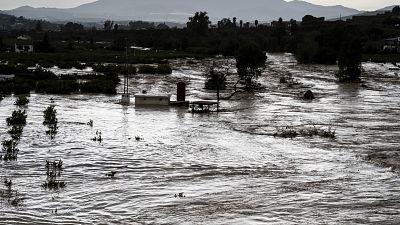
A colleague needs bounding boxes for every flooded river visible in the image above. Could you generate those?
[1,53,400,224]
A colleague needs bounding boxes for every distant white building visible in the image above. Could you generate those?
[0,74,15,81]
[15,43,34,53]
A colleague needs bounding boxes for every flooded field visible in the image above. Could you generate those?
[1,53,400,224]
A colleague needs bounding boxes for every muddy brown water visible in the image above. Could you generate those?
[1,53,399,224]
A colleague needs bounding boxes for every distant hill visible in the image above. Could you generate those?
[0,12,59,31]
[335,5,399,21]
[3,0,361,23]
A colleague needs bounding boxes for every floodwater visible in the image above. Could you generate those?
[1,53,400,224]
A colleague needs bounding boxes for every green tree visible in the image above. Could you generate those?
[187,12,210,35]
[235,42,266,88]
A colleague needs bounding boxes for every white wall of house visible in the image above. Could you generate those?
[134,95,170,105]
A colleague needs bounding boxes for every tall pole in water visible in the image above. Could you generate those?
[121,37,130,105]
[125,38,128,94]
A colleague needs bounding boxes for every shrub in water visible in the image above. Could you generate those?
[6,110,27,126]
[1,140,19,161]
[8,126,24,140]
[15,96,29,106]
[157,64,172,74]
[138,65,157,74]
[36,79,79,94]
[43,105,57,125]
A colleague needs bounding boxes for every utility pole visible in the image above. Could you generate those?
[121,37,130,105]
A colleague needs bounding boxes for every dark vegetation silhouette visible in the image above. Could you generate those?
[0,7,399,95]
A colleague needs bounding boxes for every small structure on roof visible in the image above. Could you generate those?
[135,93,171,106]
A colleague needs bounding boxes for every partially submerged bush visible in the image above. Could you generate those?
[93,64,136,74]
[43,106,57,125]
[205,71,226,90]
[80,74,120,94]
[335,38,362,82]
[15,96,29,106]
[43,160,65,190]
[138,65,157,74]
[8,126,24,140]
[1,178,25,207]
[6,110,27,126]
[36,79,79,94]
[273,127,298,138]
[1,140,19,161]
[43,105,58,139]
[157,64,172,74]
[80,79,118,94]
[274,125,336,139]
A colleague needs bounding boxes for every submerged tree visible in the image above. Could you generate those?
[204,62,231,112]
[336,38,362,82]
[235,42,266,88]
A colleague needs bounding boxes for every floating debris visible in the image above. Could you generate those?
[135,136,143,141]
[87,119,93,127]
[92,131,103,143]
[106,171,117,178]
[174,192,185,198]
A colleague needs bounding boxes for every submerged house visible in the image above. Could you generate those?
[383,37,400,53]
[134,94,171,106]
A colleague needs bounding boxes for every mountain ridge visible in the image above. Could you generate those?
[4,0,362,23]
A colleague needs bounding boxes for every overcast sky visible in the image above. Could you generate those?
[0,0,398,11]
